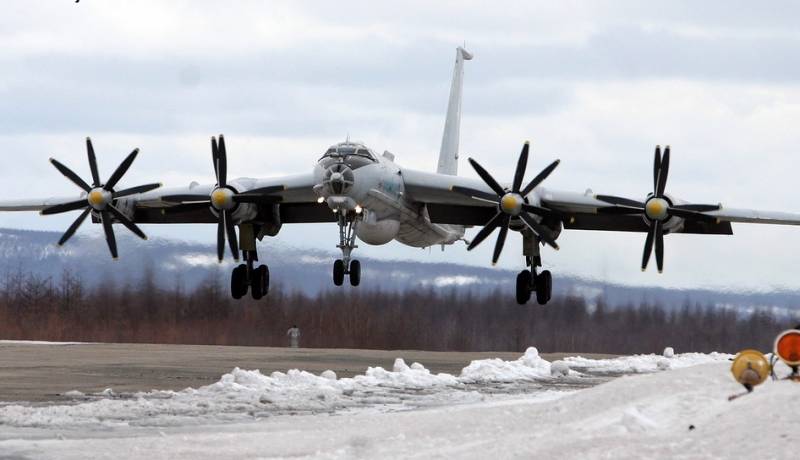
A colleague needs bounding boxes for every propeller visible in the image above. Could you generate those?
[41,138,162,259]
[596,145,721,273]
[452,141,561,265]
[161,135,285,262]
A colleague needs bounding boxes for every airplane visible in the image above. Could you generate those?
[3,46,800,305]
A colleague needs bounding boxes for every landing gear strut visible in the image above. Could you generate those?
[230,225,270,300]
[333,211,361,287]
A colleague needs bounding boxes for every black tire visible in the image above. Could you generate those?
[536,270,553,305]
[251,265,269,300]
[516,270,532,305]
[333,259,345,286]
[231,265,248,300]
[262,265,270,297]
[349,260,361,287]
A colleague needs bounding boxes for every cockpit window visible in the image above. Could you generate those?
[319,143,377,170]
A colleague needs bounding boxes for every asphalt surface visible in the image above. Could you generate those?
[0,342,616,402]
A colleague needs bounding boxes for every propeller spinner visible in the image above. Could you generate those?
[41,138,162,259]
[162,135,285,262]
[596,146,721,272]
[452,141,561,265]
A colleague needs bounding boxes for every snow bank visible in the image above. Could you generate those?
[562,351,732,374]
[459,347,555,382]
[0,348,732,430]
[3,361,797,459]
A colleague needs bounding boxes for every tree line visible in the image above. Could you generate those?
[0,269,796,354]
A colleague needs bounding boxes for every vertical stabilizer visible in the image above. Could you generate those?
[437,46,472,176]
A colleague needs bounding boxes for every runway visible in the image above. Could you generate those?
[0,341,616,402]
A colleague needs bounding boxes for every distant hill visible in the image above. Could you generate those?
[1,227,799,313]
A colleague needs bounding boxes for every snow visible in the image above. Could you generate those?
[1,359,797,459]
[0,340,89,346]
[459,346,559,382]
[563,351,733,374]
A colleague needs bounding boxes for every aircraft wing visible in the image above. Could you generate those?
[0,173,334,225]
[402,169,800,234]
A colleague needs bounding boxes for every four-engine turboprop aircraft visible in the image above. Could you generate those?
[3,47,800,305]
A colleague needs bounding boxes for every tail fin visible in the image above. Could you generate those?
[437,46,472,176]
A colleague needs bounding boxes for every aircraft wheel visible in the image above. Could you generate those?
[536,270,553,305]
[516,270,532,305]
[333,259,345,286]
[251,265,269,300]
[349,260,361,287]
[231,264,248,300]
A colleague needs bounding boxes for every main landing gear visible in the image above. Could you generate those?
[231,249,270,300]
[230,225,270,300]
[515,231,553,305]
[333,211,361,287]
[516,265,552,306]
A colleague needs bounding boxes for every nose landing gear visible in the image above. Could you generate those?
[333,211,361,287]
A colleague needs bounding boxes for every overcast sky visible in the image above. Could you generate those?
[2,1,800,291]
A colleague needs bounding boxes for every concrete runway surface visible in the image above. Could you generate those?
[0,342,616,402]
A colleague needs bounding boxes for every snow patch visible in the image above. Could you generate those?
[459,347,553,382]
[562,351,732,374]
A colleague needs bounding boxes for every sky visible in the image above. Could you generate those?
[2,1,800,291]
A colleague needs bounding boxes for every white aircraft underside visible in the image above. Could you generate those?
[3,47,800,305]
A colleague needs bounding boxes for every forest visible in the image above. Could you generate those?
[0,268,796,354]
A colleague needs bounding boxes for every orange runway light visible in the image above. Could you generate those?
[775,329,800,366]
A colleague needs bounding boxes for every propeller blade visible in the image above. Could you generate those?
[655,220,664,273]
[672,203,720,213]
[50,158,91,192]
[114,183,162,199]
[512,142,529,192]
[595,195,645,208]
[642,224,656,271]
[223,210,240,261]
[451,186,500,204]
[107,204,147,240]
[668,207,719,222]
[58,208,92,246]
[41,200,88,216]
[519,212,559,249]
[520,159,561,196]
[105,148,139,191]
[491,215,511,265]
[86,137,101,187]
[596,205,645,215]
[217,134,228,188]
[100,210,118,259]
[653,145,662,194]
[467,158,505,196]
[656,146,670,198]
[211,136,220,182]
[161,194,211,204]
[467,212,505,251]
[520,203,560,220]
[216,215,225,262]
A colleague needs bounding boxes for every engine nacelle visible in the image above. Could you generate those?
[356,218,400,245]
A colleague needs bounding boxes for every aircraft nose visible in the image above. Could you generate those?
[324,165,354,196]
